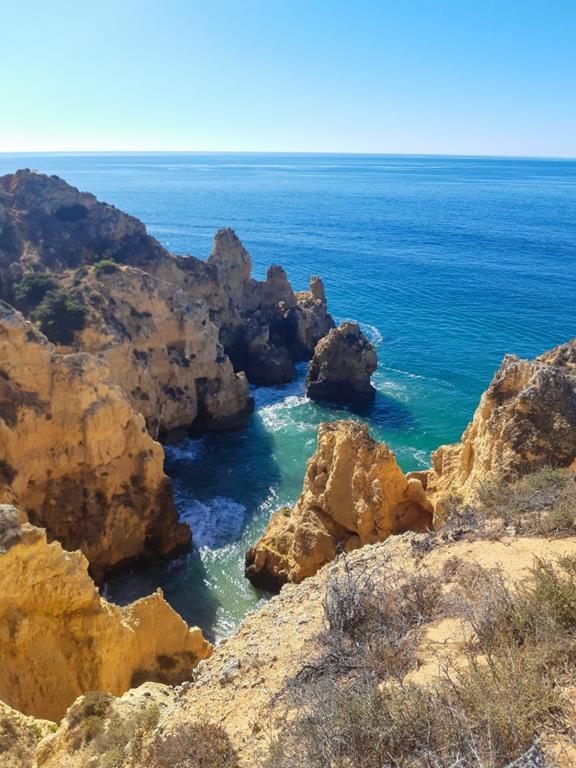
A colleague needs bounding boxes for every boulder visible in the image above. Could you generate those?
[306,321,377,404]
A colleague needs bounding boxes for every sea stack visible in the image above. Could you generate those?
[245,421,433,591]
[306,321,377,405]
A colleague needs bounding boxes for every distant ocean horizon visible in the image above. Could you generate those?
[2,152,575,639]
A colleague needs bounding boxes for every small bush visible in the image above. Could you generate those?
[288,558,443,690]
[477,467,576,536]
[13,271,56,310]
[93,259,119,276]
[149,722,239,768]
[32,289,85,344]
[443,468,576,539]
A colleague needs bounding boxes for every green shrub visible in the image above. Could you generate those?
[13,272,56,309]
[32,289,85,344]
[93,259,120,276]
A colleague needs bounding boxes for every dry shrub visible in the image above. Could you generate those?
[288,557,443,690]
[268,555,576,768]
[477,468,576,537]
[149,721,238,768]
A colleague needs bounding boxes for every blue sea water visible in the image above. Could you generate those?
[1,153,575,639]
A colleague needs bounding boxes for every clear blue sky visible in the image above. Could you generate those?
[2,0,575,156]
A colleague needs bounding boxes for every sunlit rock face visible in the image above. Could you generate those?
[428,338,576,510]
[245,420,432,591]
[0,171,333,427]
[0,505,212,722]
[0,304,190,576]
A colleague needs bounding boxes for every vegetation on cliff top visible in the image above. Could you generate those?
[268,543,576,767]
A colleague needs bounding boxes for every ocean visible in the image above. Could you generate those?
[1,153,575,639]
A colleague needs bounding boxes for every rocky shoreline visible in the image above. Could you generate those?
[1,170,576,767]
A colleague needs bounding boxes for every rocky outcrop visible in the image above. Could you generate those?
[245,421,433,590]
[26,531,576,768]
[0,506,212,722]
[428,339,576,509]
[67,264,253,440]
[0,170,333,396]
[0,699,54,768]
[306,321,377,404]
[0,304,189,576]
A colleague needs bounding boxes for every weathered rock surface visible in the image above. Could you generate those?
[428,339,576,509]
[245,420,433,590]
[26,532,576,768]
[67,264,253,439]
[0,171,334,398]
[306,321,377,404]
[0,304,189,575]
[0,506,212,722]
[0,699,54,768]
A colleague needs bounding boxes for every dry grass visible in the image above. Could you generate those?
[267,553,576,768]
[443,468,576,539]
[148,722,239,768]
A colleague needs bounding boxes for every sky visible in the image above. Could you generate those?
[1,0,575,156]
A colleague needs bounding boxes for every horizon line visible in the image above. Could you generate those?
[0,150,575,162]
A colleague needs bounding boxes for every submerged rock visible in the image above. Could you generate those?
[245,420,432,590]
[428,338,576,509]
[306,321,377,404]
[0,303,189,576]
[0,505,212,722]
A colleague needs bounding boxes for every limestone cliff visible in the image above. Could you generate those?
[0,171,334,399]
[245,420,432,590]
[306,321,377,404]
[0,506,212,722]
[0,304,189,576]
[24,531,576,768]
[428,339,576,509]
[66,264,253,440]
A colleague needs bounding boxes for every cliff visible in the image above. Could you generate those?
[0,505,211,722]
[24,530,576,768]
[306,320,377,404]
[245,421,432,590]
[0,304,189,576]
[0,170,334,408]
[65,264,253,440]
[428,339,576,509]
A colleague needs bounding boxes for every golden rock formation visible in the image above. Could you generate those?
[245,420,432,590]
[0,304,189,575]
[70,264,252,439]
[0,506,212,722]
[428,339,576,509]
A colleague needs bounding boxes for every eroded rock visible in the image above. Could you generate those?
[0,506,211,722]
[245,421,432,590]
[427,339,576,509]
[0,304,189,576]
[306,321,377,404]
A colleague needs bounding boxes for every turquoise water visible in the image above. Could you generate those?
[1,153,575,639]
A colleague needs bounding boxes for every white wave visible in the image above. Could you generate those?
[334,316,383,344]
[180,496,247,549]
[164,438,205,463]
[259,395,312,432]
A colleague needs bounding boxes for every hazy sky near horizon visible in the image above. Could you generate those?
[2,1,575,156]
